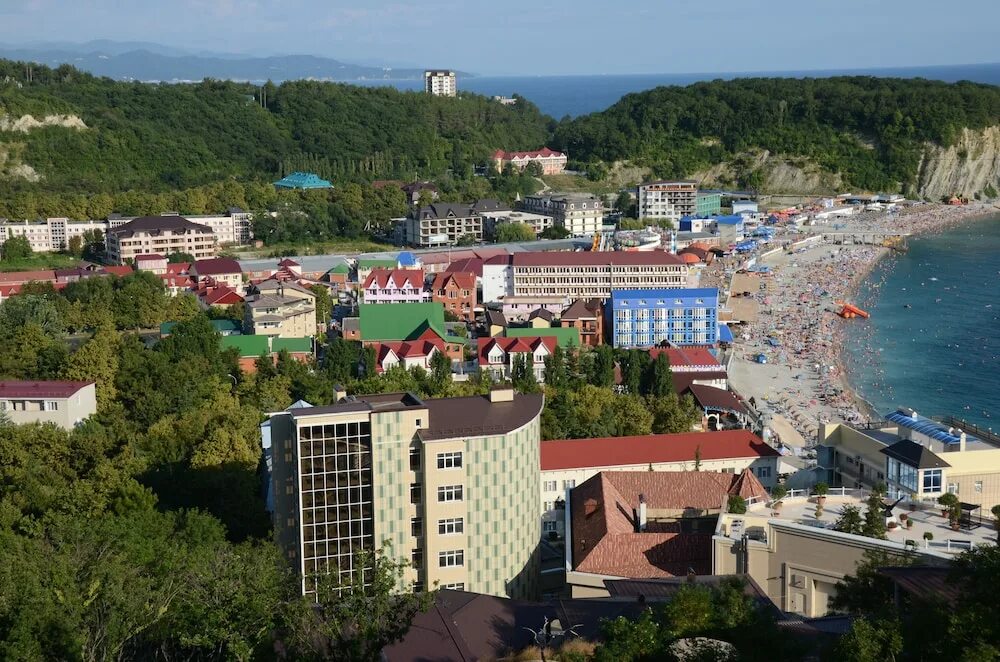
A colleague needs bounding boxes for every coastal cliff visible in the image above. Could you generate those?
[915,125,1000,200]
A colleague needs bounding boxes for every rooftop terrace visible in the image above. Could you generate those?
[719,488,997,555]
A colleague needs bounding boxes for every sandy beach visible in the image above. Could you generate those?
[723,202,997,454]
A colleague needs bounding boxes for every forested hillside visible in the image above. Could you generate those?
[553,77,1000,194]
[0,59,552,194]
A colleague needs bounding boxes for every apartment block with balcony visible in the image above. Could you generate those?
[362,269,428,304]
[521,193,603,236]
[0,380,97,429]
[638,181,698,222]
[510,252,687,302]
[0,217,108,252]
[244,279,317,338]
[610,288,719,347]
[405,203,486,247]
[424,70,457,97]
[559,299,603,347]
[817,408,1000,514]
[430,271,476,321]
[106,215,216,264]
[263,389,544,598]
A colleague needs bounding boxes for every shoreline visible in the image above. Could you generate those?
[727,202,997,447]
[834,203,999,424]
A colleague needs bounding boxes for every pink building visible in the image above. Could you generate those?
[492,148,567,175]
[362,269,428,304]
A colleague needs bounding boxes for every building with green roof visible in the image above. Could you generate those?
[273,171,333,190]
[160,319,242,337]
[221,334,271,358]
[358,302,447,341]
[504,326,580,348]
[272,337,313,354]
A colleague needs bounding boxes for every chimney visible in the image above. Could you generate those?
[489,387,514,403]
[638,493,647,532]
[960,431,967,452]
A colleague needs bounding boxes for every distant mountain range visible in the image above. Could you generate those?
[0,41,463,82]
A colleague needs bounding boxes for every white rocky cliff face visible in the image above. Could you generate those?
[916,126,1000,200]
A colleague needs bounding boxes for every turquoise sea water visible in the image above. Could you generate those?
[843,214,1000,429]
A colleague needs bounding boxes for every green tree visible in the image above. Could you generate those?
[167,252,195,263]
[456,233,479,246]
[833,504,864,535]
[834,617,904,662]
[589,345,616,388]
[614,191,634,215]
[287,544,435,662]
[62,323,120,408]
[543,344,568,388]
[619,349,649,395]
[1,235,33,261]
[643,351,674,397]
[67,234,84,257]
[0,294,64,337]
[539,226,570,240]
[510,353,538,393]
[310,284,333,330]
[429,349,452,394]
[862,491,888,539]
[494,223,536,243]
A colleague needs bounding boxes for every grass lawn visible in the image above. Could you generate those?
[540,173,617,196]
[0,253,81,272]
[227,238,397,258]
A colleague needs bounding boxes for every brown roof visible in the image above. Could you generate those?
[570,470,766,578]
[431,271,475,291]
[877,566,959,606]
[684,384,748,414]
[107,215,212,239]
[561,298,600,321]
[0,380,93,398]
[528,307,554,322]
[192,257,242,276]
[0,269,57,284]
[419,392,544,441]
[512,251,684,267]
[363,268,425,290]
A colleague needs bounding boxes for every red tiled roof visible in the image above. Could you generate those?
[0,380,93,398]
[278,258,300,267]
[0,270,57,284]
[541,430,778,471]
[363,268,425,290]
[103,265,133,276]
[160,274,194,289]
[477,335,556,365]
[198,285,244,306]
[444,258,484,277]
[649,347,721,369]
[570,470,766,578]
[431,271,475,292]
[166,262,190,274]
[372,339,443,372]
[493,147,565,160]
[192,257,242,276]
[135,253,166,261]
[511,251,684,267]
[484,254,512,266]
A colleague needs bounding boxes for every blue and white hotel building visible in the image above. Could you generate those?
[610,288,719,347]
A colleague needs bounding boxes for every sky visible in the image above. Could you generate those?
[1,0,998,76]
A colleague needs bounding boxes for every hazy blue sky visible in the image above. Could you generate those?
[1,0,998,75]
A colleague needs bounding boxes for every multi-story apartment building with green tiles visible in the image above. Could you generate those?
[264,389,544,599]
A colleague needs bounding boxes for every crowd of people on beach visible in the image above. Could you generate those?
[722,202,996,444]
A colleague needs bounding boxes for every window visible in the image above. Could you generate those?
[43,401,59,411]
[438,550,464,567]
[562,479,576,490]
[543,521,558,533]
[410,483,422,504]
[415,418,423,428]
[543,480,558,492]
[438,518,464,535]
[413,581,425,593]
[543,501,554,511]
[411,548,423,566]
[411,518,423,538]
[975,481,983,493]
[409,447,421,471]
[0,401,6,411]
[437,485,464,502]
[922,469,943,493]
[756,466,772,479]
[442,582,465,590]
[437,452,463,470]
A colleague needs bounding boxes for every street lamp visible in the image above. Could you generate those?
[522,616,582,662]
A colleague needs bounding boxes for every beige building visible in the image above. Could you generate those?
[638,181,698,221]
[818,408,1000,514]
[244,279,317,338]
[106,215,216,264]
[0,380,97,429]
[405,203,484,247]
[541,430,780,539]
[510,251,687,301]
[522,193,603,236]
[263,389,544,598]
[424,70,457,97]
[712,490,980,617]
[482,210,554,240]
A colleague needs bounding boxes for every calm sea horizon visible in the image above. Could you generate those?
[354,63,1000,118]
[842,214,1000,430]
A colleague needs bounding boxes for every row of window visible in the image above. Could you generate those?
[542,480,576,492]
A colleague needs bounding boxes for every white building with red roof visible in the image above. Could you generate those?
[492,148,567,175]
[649,346,723,372]
[477,335,557,380]
[191,257,243,289]
[540,430,779,539]
[366,339,444,374]
[362,268,428,304]
[134,253,168,275]
[0,380,97,429]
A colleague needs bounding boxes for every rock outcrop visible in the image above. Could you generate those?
[915,126,1000,200]
[0,113,87,132]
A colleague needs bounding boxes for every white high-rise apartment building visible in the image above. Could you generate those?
[424,70,457,97]
[638,181,698,222]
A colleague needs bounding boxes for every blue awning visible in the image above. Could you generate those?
[718,324,734,343]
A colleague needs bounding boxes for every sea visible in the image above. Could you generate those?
[842,214,1000,430]
[355,63,1000,118]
